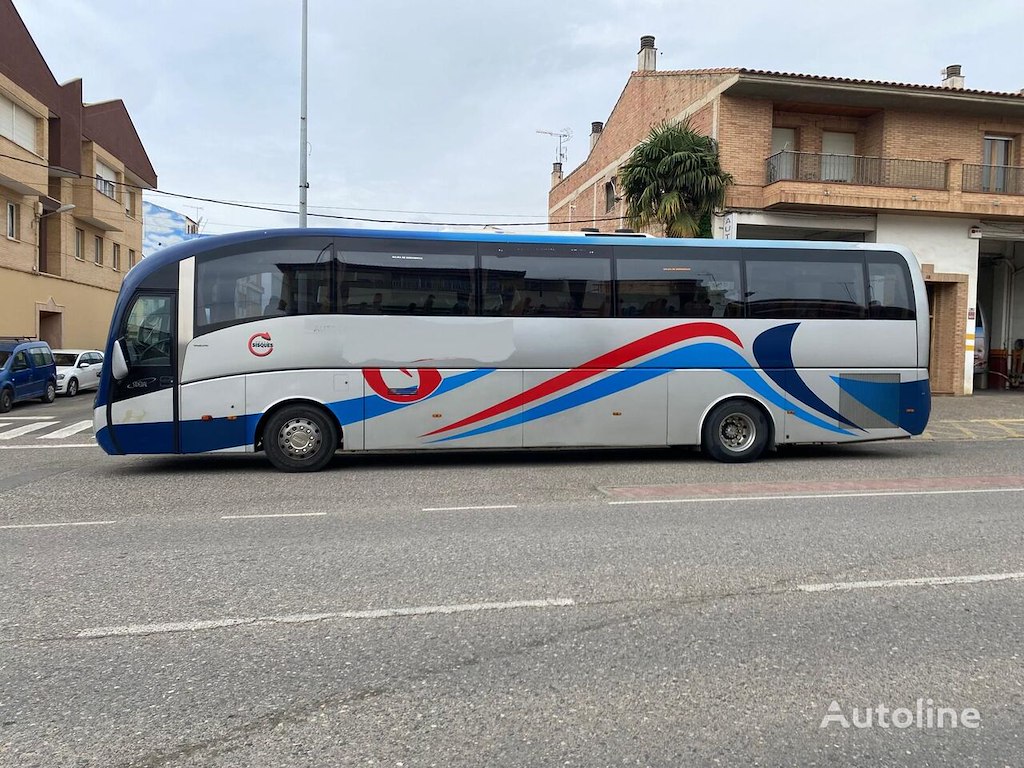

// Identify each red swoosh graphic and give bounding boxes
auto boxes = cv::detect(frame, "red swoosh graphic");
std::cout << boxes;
[364,368,443,403]
[424,322,741,437]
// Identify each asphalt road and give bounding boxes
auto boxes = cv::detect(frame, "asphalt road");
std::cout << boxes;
[1,395,1023,767]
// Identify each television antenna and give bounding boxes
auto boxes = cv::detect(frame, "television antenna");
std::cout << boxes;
[536,127,572,163]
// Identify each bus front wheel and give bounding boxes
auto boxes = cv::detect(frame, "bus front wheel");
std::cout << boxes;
[701,400,770,463]
[263,404,338,472]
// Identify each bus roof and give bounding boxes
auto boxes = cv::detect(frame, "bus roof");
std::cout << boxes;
[125,227,914,296]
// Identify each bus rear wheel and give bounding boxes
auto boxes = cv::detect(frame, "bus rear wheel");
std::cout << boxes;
[263,404,338,472]
[702,400,770,463]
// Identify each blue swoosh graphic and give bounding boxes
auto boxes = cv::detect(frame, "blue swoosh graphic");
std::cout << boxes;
[753,324,860,429]
[431,343,851,442]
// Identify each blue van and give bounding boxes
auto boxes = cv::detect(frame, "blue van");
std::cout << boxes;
[0,339,58,413]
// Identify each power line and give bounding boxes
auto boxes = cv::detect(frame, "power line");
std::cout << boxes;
[1,151,623,229]
[146,190,546,219]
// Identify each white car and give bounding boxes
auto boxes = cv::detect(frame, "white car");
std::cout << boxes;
[53,349,104,397]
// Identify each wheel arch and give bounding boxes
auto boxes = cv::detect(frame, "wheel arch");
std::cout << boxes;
[253,397,344,451]
[697,394,778,449]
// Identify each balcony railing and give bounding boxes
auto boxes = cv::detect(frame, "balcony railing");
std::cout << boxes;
[95,177,116,199]
[962,164,1024,196]
[766,151,948,190]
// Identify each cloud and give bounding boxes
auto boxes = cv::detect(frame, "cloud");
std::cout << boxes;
[12,0,1024,238]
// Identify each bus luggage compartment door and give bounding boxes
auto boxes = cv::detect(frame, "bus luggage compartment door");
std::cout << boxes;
[179,377,247,453]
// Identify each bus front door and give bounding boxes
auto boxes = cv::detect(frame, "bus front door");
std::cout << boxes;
[106,292,179,454]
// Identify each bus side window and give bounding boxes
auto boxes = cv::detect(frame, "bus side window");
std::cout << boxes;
[480,243,612,318]
[336,238,477,317]
[194,238,334,334]
[867,255,916,320]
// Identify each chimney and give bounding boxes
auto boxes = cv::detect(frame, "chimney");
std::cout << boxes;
[941,64,965,89]
[638,35,657,72]
[590,121,604,151]
[551,161,563,188]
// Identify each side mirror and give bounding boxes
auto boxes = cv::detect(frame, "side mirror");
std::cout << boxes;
[78,361,90,369]
[111,339,129,381]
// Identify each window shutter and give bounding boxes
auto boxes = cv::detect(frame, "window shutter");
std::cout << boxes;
[13,105,36,151]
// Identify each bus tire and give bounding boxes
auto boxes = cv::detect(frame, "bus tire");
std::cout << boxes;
[263,404,338,472]
[701,399,770,463]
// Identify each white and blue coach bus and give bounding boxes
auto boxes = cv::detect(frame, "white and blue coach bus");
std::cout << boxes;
[94,229,930,472]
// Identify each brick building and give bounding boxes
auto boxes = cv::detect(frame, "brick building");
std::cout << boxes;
[1,0,156,349]
[548,36,1024,396]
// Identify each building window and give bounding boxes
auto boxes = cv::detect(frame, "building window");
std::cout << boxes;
[95,159,117,199]
[604,178,618,214]
[94,235,103,265]
[74,228,85,260]
[113,243,121,271]
[5,201,18,240]
[129,249,136,268]
[0,92,37,153]
[125,189,136,217]
[983,136,1014,192]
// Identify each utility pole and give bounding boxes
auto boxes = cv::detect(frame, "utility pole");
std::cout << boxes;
[298,0,309,227]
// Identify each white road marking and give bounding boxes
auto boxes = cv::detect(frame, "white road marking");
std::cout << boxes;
[0,422,57,439]
[76,597,577,639]
[0,520,118,530]
[798,572,1024,593]
[0,443,97,450]
[608,487,1024,505]
[221,512,328,519]
[0,416,59,420]
[422,504,518,512]
[39,420,93,439]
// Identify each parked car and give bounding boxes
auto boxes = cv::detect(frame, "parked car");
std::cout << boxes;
[53,349,104,397]
[0,338,58,413]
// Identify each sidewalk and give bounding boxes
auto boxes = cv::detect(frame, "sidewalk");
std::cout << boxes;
[925,390,1024,440]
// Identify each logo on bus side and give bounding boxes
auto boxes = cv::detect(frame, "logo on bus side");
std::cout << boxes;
[248,332,273,357]
[364,368,442,403]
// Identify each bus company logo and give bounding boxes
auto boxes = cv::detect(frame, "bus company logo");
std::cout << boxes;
[364,368,442,403]
[248,332,274,357]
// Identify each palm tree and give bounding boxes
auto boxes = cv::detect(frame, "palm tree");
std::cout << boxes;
[618,120,733,238]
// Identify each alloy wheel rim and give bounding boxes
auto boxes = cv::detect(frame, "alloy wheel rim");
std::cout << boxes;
[278,417,323,460]
[720,413,756,452]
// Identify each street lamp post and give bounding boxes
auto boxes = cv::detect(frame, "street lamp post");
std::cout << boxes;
[298,0,308,228]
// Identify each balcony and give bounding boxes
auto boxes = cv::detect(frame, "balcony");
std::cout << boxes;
[741,152,1024,219]
[71,178,124,232]
[962,164,1024,196]
[766,152,948,190]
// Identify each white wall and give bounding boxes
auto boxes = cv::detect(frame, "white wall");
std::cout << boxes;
[874,214,981,394]
[1011,248,1024,348]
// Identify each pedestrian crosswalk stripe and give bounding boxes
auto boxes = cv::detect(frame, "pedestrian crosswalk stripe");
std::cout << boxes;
[39,420,93,439]
[0,422,58,440]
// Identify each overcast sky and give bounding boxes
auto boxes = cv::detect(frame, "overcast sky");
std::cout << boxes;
[13,0,1024,236]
